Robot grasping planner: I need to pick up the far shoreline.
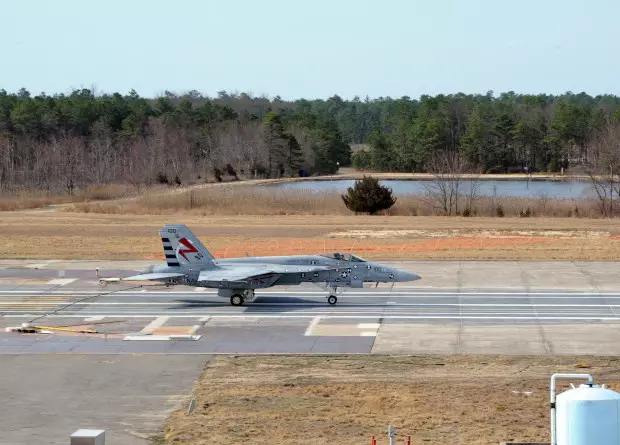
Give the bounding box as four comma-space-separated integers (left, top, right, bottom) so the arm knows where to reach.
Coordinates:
260, 171, 592, 185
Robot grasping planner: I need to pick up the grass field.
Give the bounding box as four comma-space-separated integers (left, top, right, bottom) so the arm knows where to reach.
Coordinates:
0, 184, 139, 211
1, 173, 618, 261
67, 182, 602, 218
159, 355, 620, 445
2, 212, 620, 260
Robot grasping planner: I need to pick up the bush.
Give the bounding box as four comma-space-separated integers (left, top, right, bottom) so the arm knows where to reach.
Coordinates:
462, 206, 474, 217
341, 175, 396, 215
156, 172, 169, 184
496, 205, 505, 217
213, 167, 223, 182
250, 164, 268, 178
225, 164, 238, 180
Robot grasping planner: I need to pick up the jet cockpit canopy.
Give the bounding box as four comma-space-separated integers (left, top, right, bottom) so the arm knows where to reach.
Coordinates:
320, 252, 366, 262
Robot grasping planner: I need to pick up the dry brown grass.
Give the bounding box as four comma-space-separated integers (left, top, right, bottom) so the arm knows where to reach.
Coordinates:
67, 184, 604, 218
0, 184, 137, 211
160, 355, 620, 445
1, 212, 620, 261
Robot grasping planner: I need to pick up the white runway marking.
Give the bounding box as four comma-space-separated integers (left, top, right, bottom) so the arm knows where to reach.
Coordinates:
9, 301, 620, 307
25, 263, 50, 269
140, 316, 169, 333
46, 278, 77, 286
5, 314, 620, 320
357, 323, 381, 329
304, 316, 323, 336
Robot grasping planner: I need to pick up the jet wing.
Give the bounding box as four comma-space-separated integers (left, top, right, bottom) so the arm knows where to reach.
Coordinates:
121, 272, 185, 281
198, 264, 334, 283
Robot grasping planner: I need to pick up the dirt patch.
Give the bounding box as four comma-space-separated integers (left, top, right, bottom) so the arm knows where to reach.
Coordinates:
325, 229, 612, 239
161, 355, 620, 445
205, 236, 558, 259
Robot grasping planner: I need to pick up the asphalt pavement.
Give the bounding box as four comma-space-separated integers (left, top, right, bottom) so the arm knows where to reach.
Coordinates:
2, 258, 620, 355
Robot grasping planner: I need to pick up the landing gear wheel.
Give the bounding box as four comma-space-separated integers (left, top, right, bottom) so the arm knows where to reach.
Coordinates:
230, 294, 245, 306
328, 295, 337, 305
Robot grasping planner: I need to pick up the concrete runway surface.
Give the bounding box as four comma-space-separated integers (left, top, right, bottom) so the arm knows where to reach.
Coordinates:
2, 259, 620, 355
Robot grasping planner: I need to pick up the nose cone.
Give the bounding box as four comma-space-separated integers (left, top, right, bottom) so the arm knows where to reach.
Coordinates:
397, 271, 421, 282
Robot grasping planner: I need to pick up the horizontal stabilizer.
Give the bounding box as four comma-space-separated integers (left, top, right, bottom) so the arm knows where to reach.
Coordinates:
121, 272, 185, 281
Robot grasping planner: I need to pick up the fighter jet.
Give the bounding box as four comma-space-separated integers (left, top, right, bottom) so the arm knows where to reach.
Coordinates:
121, 224, 421, 306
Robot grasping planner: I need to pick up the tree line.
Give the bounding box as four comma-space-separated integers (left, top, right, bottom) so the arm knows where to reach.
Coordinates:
0, 88, 351, 192
1, 87, 620, 192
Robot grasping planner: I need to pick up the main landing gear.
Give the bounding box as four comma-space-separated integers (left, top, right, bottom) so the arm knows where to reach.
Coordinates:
227, 289, 255, 306
231, 294, 244, 306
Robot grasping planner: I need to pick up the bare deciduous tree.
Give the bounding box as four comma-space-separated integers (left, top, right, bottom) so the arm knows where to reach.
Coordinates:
586, 116, 620, 216
423, 150, 473, 216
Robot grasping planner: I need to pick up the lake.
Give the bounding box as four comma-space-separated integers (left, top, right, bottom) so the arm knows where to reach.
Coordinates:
267, 178, 596, 199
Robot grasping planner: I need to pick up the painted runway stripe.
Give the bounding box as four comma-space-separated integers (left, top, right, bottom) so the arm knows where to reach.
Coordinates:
64, 291, 620, 296
4, 314, 620, 320
6, 293, 620, 300
304, 316, 322, 335
6, 290, 620, 296
6, 301, 620, 307
140, 316, 169, 333
0, 307, 614, 314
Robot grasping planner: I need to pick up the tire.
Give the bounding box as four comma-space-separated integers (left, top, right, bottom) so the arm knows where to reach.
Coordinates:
230, 294, 244, 306
328, 295, 337, 305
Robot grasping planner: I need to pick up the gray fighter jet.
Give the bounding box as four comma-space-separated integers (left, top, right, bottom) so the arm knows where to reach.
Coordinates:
121, 224, 421, 306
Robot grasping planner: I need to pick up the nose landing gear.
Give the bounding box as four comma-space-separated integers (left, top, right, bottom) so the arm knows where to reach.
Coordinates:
326, 286, 339, 305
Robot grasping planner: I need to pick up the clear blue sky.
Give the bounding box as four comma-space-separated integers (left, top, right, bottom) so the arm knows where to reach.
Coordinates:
2, 0, 619, 100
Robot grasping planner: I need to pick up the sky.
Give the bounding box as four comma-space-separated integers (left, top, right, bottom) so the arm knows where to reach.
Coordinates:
1, 0, 619, 100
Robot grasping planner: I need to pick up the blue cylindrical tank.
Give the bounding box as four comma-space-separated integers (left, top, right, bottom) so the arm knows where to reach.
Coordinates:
556, 383, 620, 445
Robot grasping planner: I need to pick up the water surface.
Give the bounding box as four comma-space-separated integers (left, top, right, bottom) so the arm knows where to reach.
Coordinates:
268, 179, 595, 199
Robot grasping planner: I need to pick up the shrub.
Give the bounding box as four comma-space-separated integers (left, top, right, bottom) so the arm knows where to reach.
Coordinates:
341, 175, 396, 215
496, 205, 505, 217
213, 167, 223, 182
225, 164, 238, 180
156, 172, 169, 184
250, 164, 268, 178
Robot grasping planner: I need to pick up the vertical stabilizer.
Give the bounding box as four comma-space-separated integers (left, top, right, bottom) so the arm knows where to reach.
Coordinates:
159, 224, 215, 269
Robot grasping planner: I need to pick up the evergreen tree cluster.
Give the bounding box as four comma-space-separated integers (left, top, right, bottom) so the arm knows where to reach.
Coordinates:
342, 176, 396, 214
2, 87, 620, 191
0, 88, 352, 189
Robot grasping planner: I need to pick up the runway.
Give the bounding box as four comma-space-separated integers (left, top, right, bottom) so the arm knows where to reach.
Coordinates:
5, 288, 620, 320
2, 286, 620, 355
2, 259, 620, 355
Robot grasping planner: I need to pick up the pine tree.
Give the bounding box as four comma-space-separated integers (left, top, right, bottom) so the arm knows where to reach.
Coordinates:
341, 175, 396, 215
262, 111, 288, 178
286, 134, 304, 176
